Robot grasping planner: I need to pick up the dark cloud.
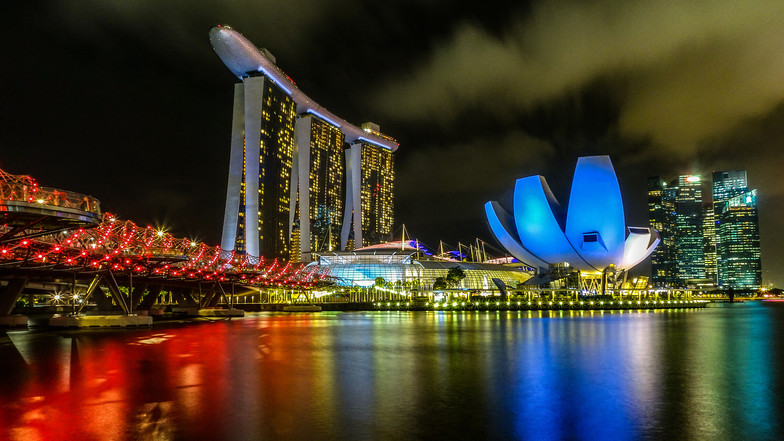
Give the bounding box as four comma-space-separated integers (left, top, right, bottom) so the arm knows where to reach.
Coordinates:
372, 0, 784, 158
3, 0, 783, 285
52, 0, 343, 59
396, 131, 553, 243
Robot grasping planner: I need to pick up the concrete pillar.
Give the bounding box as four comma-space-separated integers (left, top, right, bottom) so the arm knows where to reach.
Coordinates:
0, 278, 28, 316
296, 116, 313, 262
243, 76, 266, 258
221, 83, 246, 253
341, 143, 362, 249
130, 283, 148, 309
138, 285, 162, 310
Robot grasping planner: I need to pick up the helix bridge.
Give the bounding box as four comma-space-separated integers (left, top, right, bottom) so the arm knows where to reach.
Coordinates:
0, 166, 325, 318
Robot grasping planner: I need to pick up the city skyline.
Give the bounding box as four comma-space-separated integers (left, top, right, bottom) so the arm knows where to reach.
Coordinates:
648, 171, 762, 290
3, 1, 784, 286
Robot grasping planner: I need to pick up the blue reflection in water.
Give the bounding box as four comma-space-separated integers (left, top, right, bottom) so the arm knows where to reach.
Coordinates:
1, 304, 784, 440
494, 311, 642, 440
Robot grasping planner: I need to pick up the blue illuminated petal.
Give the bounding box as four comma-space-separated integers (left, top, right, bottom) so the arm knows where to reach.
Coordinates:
487, 155, 658, 273
513, 176, 592, 270
565, 156, 625, 269
620, 227, 660, 270
485, 201, 549, 271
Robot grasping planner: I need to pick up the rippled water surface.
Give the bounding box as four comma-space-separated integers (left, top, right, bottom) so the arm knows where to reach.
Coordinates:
2, 303, 784, 440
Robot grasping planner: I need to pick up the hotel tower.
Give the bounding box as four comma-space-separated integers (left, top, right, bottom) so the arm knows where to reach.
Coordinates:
209, 26, 398, 261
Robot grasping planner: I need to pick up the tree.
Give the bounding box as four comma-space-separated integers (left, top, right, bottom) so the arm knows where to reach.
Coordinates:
446, 267, 466, 288
433, 277, 448, 290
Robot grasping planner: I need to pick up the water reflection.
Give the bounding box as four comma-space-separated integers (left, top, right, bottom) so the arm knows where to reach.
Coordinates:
0, 304, 783, 440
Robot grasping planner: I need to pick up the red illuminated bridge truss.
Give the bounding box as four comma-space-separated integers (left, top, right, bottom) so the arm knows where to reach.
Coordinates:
0, 168, 325, 289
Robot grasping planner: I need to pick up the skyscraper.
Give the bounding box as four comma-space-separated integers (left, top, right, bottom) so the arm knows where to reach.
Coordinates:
220, 75, 296, 260
712, 170, 748, 205
675, 175, 705, 284
647, 177, 677, 287
712, 171, 761, 289
703, 202, 717, 283
341, 123, 395, 249
649, 170, 762, 290
291, 114, 346, 261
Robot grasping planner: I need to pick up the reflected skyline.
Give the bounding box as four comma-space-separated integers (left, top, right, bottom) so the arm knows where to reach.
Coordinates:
1, 305, 783, 440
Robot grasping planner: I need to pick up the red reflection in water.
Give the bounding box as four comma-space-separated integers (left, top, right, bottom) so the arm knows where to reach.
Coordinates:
0, 324, 240, 440
0, 317, 331, 441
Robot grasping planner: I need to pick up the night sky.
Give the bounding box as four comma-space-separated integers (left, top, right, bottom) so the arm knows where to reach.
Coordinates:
3, 1, 783, 286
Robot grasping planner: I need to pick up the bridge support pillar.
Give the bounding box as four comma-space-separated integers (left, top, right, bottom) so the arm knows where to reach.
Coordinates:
131, 283, 148, 309
85, 275, 114, 312
171, 288, 198, 308
138, 285, 162, 310
0, 278, 28, 316
102, 271, 130, 315
201, 284, 222, 308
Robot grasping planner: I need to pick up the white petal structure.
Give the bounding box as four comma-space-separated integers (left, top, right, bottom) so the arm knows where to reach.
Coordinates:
485, 155, 659, 272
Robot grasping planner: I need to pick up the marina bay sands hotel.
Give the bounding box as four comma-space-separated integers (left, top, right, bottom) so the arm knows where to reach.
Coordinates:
209, 26, 398, 262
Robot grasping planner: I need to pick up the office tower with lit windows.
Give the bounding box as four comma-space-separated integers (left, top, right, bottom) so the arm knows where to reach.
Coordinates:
674, 175, 705, 284
712, 171, 761, 289
291, 114, 346, 261
648, 177, 677, 287
220, 75, 296, 260
703, 203, 717, 283
712, 170, 748, 206
649, 170, 762, 289
649, 174, 705, 286
341, 122, 395, 250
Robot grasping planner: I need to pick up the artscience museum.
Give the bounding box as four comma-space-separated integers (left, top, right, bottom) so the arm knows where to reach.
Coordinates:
485, 155, 659, 286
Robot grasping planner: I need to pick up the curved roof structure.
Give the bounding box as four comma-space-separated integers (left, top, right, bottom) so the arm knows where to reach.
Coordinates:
485, 155, 659, 273
209, 25, 398, 152
310, 250, 531, 288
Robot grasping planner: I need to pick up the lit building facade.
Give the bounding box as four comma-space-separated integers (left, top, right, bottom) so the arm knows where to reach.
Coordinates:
220, 75, 296, 259
291, 115, 346, 260
703, 203, 717, 283
675, 175, 705, 284
715, 190, 761, 289
342, 123, 395, 250
310, 249, 531, 290
648, 170, 762, 289
712, 171, 761, 289
210, 25, 397, 260
647, 177, 677, 287
712, 170, 748, 205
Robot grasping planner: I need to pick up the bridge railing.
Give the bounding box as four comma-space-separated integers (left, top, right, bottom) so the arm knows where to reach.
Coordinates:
0, 181, 101, 216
